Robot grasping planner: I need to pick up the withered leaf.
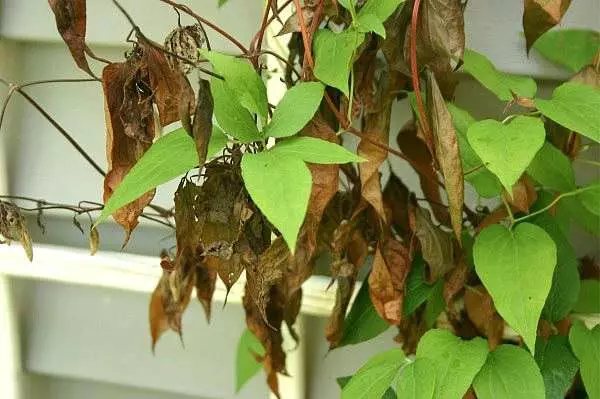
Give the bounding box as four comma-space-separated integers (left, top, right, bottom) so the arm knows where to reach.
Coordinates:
284, 288, 303, 344
426, 69, 464, 240
383, 173, 413, 242
571, 62, 600, 89
397, 120, 451, 227
464, 285, 504, 350
0, 201, 33, 261
443, 256, 469, 313
163, 24, 205, 75
195, 264, 217, 321
502, 175, 538, 214
89, 226, 99, 256
192, 79, 214, 168
276, 8, 315, 36
48, 0, 95, 78
368, 239, 412, 325
523, 0, 573, 52
326, 260, 357, 347
410, 206, 454, 283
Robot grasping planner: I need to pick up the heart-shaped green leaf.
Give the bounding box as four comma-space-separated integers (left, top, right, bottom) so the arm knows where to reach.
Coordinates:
395, 358, 437, 399
271, 136, 364, 164
474, 345, 545, 399
263, 82, 324, 138
536, 82, 600, 144
474, 223, 557, 353
535, 336, 580, 399
241, 151, 311, 253
416, 329, 489, 399
463, 49, 537, 101
569, 321, 600, 399
467, 116, 545, 193
342, 348, 405, 399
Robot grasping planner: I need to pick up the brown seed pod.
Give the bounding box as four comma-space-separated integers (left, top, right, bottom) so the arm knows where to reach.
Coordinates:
163, 24, 206, 74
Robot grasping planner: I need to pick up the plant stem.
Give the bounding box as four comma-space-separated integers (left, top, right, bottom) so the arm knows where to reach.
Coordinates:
575, 158, 600, 167
502, 194, 515, 225
292, 0, 315, 75
513, 186, 592, 224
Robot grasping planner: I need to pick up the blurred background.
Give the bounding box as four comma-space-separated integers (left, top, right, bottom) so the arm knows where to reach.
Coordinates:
0, 1, 598, 398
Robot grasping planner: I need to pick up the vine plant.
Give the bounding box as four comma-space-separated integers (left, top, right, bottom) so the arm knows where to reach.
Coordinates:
0, 0, 599, 398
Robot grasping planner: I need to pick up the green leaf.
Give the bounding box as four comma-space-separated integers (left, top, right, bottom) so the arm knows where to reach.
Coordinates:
447, 103, 502, 198
559, 195, 600, 237
533, 29, 600, 73
473, 345, 545, 399
342, 348, 405, 399
527, 142, 576, 192
578, 180, 600, 216
97, 128, 224, 225
573, 280, 600, 313
423, 281, 444, 328
313, 28, 365, 96
536, 82, 600, 144
356, 13, 386, 38
535, 336, 579, 399
338, 278, 389, 347
467, 116, 546, 193
463, 49, 537, 101
416, 329, 489, 399
403, 255, 435, 317
473, 223, 557, 354
395, 358, 436, 399
235, 329, 265, 392
532, 214, 580, 323
241, 151, 311, 252
569, 321, 600, 399
358, 0, 404, 22
263, 82, 325, 138
210, 78, 261, 143
271, 137, 364, 164
338, 375, 395, 398
201, 50, 268, 120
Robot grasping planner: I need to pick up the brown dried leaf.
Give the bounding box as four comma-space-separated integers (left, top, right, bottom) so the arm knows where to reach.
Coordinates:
284, 288, 303, 344
326, 260, 358, 346
394, 311, 428, 355
192, 79, 214, 168
276, 8, 315, 36
48, 0, 95, 78
196, 264, 216, 321
523, 0, 573, 52
369, 239, 412, 325
443, 257, 469, 313
383, 173, 413, 242
464, 285, 504, 350
89, 226, 99, 256
397, 120, 451, 227
503, 175, 538, 214
410, 206, 454, 283
426, 70, 464, 240
571, 62, 600, 89
0, 201, 33, 261
163, 24, 205, 75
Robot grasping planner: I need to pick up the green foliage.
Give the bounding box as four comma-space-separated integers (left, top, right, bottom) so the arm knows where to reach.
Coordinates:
415, 329, 489, 399
97, 127, 225, 225
403, 255, 436, 317
201, 49, 268, 120
423, 281, 444, 328
272, 137, 364, 164
467, 116, 545, 193
527, 142, 576, 192
338, 279, 389, 347
473, 223, 557, 354
341, 348, 405, 399
263, 82, 325, 138
559, 195, 600, 237
395, 358, 436, 399
578, 180, 600, 216
313, 28, 365, 95
210, 77, 261, 143
447, 103, 501, 197
462, 49, 537, 100
235, 329, 265, 392
535, 336, 580, 399
355, 0, 405, 38
536, 82, 600, 144
569, 321, 600, 399
533, 29, 600, 72
573, 280, 600, 313
473, 345, 545, 399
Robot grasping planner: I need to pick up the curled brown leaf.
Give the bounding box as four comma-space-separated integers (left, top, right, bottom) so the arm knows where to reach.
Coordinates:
523, 0, 573, 52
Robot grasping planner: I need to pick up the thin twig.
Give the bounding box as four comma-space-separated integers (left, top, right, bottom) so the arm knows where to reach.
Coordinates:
512, 186, 593, 225
292, 0, 315, 75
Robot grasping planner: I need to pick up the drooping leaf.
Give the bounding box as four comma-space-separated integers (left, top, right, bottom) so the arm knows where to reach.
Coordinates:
337, 278, 390, 348
0, 201, 33, 261
313, 28, 365, 95
535, 336, 579, 399
270, 136, 364, 164
48, 0, 95, 78
474, 223, 557, 354
578, 180, 600, 216
210, 77, 261, 143
569, 321, 600, 399
423, 280, 445, 327
426, 70, 464, 240
97, 128, 225, 225
527, 141, 576, 192
358, 0, 404, 22
200, 49, 268, 120
533, 29, 600, 72
416, 329, 489, 399
522, 0, 573, 52
190, 79, 214, 168
532, 214, 580, 322
395, 358, 437, 399
536, 82, 600, 143
403, 255, 436, 317
473, 345, 545, 399
263, 82, 325, 138
356, 14, 386, 38
276, 8, 315, 36
235, 329, 265, 393
342, 348, 406, 399
463, 49, 537, 101
503, 175, 538, 214
241, 151, 311, 252
195, 264, 216, 321
467, 116, 546, 193
573, 280, 600, 313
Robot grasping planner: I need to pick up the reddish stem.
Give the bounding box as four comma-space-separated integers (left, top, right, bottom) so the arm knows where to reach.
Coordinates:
292, 0, 315, 75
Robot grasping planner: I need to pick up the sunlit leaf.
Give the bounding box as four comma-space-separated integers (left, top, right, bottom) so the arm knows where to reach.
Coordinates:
533, 29, 600, 72
395, 358, 436, 399
527, 142, 576, 192
569, 321, 600, 399
271, 136, 364, 164
342, 348, 405, 399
